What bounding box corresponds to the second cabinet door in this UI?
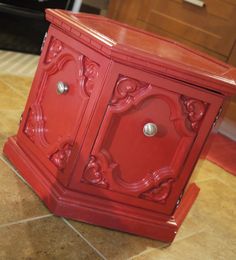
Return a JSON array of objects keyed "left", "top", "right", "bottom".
[{"left": 79, "top": 74, "right": 210, "bottom": 214}]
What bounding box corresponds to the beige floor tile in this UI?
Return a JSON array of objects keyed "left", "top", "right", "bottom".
[
  {"left": 174, "top": 205, "right": 206, "bottom": 242},
  {"left": 131, "top": 230, "right": 236, "bottom": 260},
  {"left": 0, "top": 51, "right": 39, "bottom": 77},
  {"left": 0, "top": 80, "right": 26, "bottom": 110},
  {"left": 192, "top": 179, "right": 236, "bottom": 226},
  {"left": 0, "top": 216, "right": 102, "bottom": 260},
  {"left": 193, "top": 160, "right": 236, "bottom": 190},
  {"left": 169, "top": 178, "right": 236, "bottom": 260},
  {"left": 0, "top": 74, "right": 32, "bottom": 98},
  {"left": 203, "top": 160, "right": 236, "bottom": 190},
  {"left": 176, "top": 178, "right": 236, "bottom": 241},
  {"left": 0, "top": 110, "right": 22, "bottom": 138},
  {"left": 69, "top": 220, "right": 167, "bottom": 260},
  {"left": 123, "top": 176, "right": 236, "bottom": 259},
  {"left": 191, "top": 159, "right": 215, "bottom": 183},
  {"left": 0, "top": 159, "right": 49, "bottom": 225},
  {"left": 0, "top": 133, "right": 6, "bottom": 151},
  {"left": 191, "top": 160, "right": 207, "bottom": 180},
  {"left": 193, "top": 179, "right": 236, "bottom": 243}
]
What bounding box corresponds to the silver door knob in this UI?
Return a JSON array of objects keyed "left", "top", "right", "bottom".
[
  {"left": 143, "top": 123, "right": 158, "bottom": 137},
  {"left": 57, "top": 81, "right": 68, "bottom": 94}
]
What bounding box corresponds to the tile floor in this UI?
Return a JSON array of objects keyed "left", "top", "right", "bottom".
[{"left": 0, "top": 67, "right": 236, "bottom": 259}]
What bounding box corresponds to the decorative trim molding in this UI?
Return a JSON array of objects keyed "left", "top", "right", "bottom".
[
  {"left": 83, "top": 57, "right": 99, "bottom": 96},
  {"left": 83, "top": 149, "right": 175, "bottom": 203},
  {"left": 45, "top": 38, "right": 63, "bottom": 64},
  {"left": 82, "top": 155, "right": 109, "bottom": 188},
  {"left": 110, "top": 76, "right": 149, "bottom": 108},
  {"left": 140, "top": 179, "right": 173, "bottom": 203},
  {"left": 181, "top": 95, "right": 208, "bottom": 131},
  {"left": 24, "top": 105, "right": 46, "bottom": 145},
  {"left": 49, "top": 143, "right": 72, "bottom": 170}
]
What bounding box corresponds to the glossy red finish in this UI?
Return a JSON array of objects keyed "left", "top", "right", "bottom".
[{"left": 3, "top": 9, "right": 236, "bottom": 242}]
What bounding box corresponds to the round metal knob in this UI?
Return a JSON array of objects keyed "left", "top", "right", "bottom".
[
  {"left": 57, "top": 81, "right": 68, "bottom": 94},
  {"left": 143, "top": 123, "right": 158, "bottom": 137}
]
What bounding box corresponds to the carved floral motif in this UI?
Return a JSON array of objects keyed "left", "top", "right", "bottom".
[
  {"left": 83, "top": 57, "right": 99, "bottom": 96},
  {"left": 111, "top": 76, "right": 149, "bottom": 106},
  {"left": 45, "top": 39, "right": 63, "bottom": 64},
  {"left": 50, "top": 143, "right": 72, "bottom": 170},
  {"left": 82, "top": 156, "right": 109, "bottom": 188},
  {"left": 181, "top": 96, "right": 208, "bottom": 131},
  {"left": 140, "top": 179, "right": 173, "bottom": 203}
]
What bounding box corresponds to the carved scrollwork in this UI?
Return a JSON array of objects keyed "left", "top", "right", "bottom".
[
  {"left": 181, "top": 96, "right": 208, "bottom": 132},
  {"left": 45, "top": 38, "right": 63, "bottom": 64},
  {"left": 82, "top": 156, "right": 109, "bottom": 188},
  {"left": 24, "top": 105, "right": 46, "bottom": 144},
  {"left": 24, "top": 109, "right": 36, "bottom": 142},
  {"left": 113, "top": 167, "right": 173, "bottom": 194},
  {"left": 140, "top": 179, "right": 173, "bottom": 203},
  {"left": 111, "top": 76, "right": 149, "bottom": 108},
  {"left": 50, "top": 143, "right": 72, "bottom": 170},
  {"left": 112, "top": 166, "right": 174, "bottom": 203},
  {"left": 83, "top": 57, "right": 99, "bottom": 96},
  {"left": 82, "top": 150, "right": 174, "bottom": 203}
]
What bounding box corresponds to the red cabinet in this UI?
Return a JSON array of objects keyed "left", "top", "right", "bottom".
[{"left": 4, "top": 9, "right": 236, "bottom": 243}]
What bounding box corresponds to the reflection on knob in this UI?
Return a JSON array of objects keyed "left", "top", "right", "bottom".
[
  {"left": 143, "top": 123, "right": 158, "bottom": 137},
  {"left": 57, "top": 81, "right": 68, "bottom": 94}
]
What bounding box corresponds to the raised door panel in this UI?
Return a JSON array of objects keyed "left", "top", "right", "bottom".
[
  {"left": 77, "top": 74, "right": 210, "bottom": 214},
  {"left": 18, "top": 27, "right": 102, "bottom": 184},
  {"left": 24, "top": 48, "right": 96, "bottom": 158}
]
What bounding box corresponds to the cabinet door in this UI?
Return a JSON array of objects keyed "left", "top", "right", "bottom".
[
  {"left": 18, "top": 27, "right": 103, "bottom": 184},
  {"left": 77, "top": 74, "right": 218, "bottom": 214}
]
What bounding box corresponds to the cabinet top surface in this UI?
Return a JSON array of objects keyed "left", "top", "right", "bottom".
[{"left": 46, "top": 9, "right": 236, "bottom": 95}]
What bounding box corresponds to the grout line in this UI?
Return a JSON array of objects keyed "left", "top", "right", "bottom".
[
  {"left": 214, "top": 177, "right": 236, "bottom": 193},
  {"left": 195, "top": 171, "right": 236, "bottom": 192},
  {"left": 127, "top": 241, "right": 169, "bottom": 259},
  {"left": 127, "top": 248, "right": 163, "bottom": 260},
  {"left": 0, "top": 214, "right": 53, "bottom": 229},
  {"left": 173, "top": 228, "right": 206, "bottom": 243},
  {"left": 194, "top": 177, "right": 216, "bottom": 184},
  {"left": 62, "top": 218, "right": 107, "bottom": 260},
  {"left": 0, "top": 155, "right": 30, "bottom": 187},
  {"left": 129, "top": 228, "right": 206, "bottom": 259}
]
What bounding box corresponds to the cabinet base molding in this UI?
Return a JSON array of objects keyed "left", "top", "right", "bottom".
[{"left": 4, "top": 136, "right": 199, "bottom": 243}]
